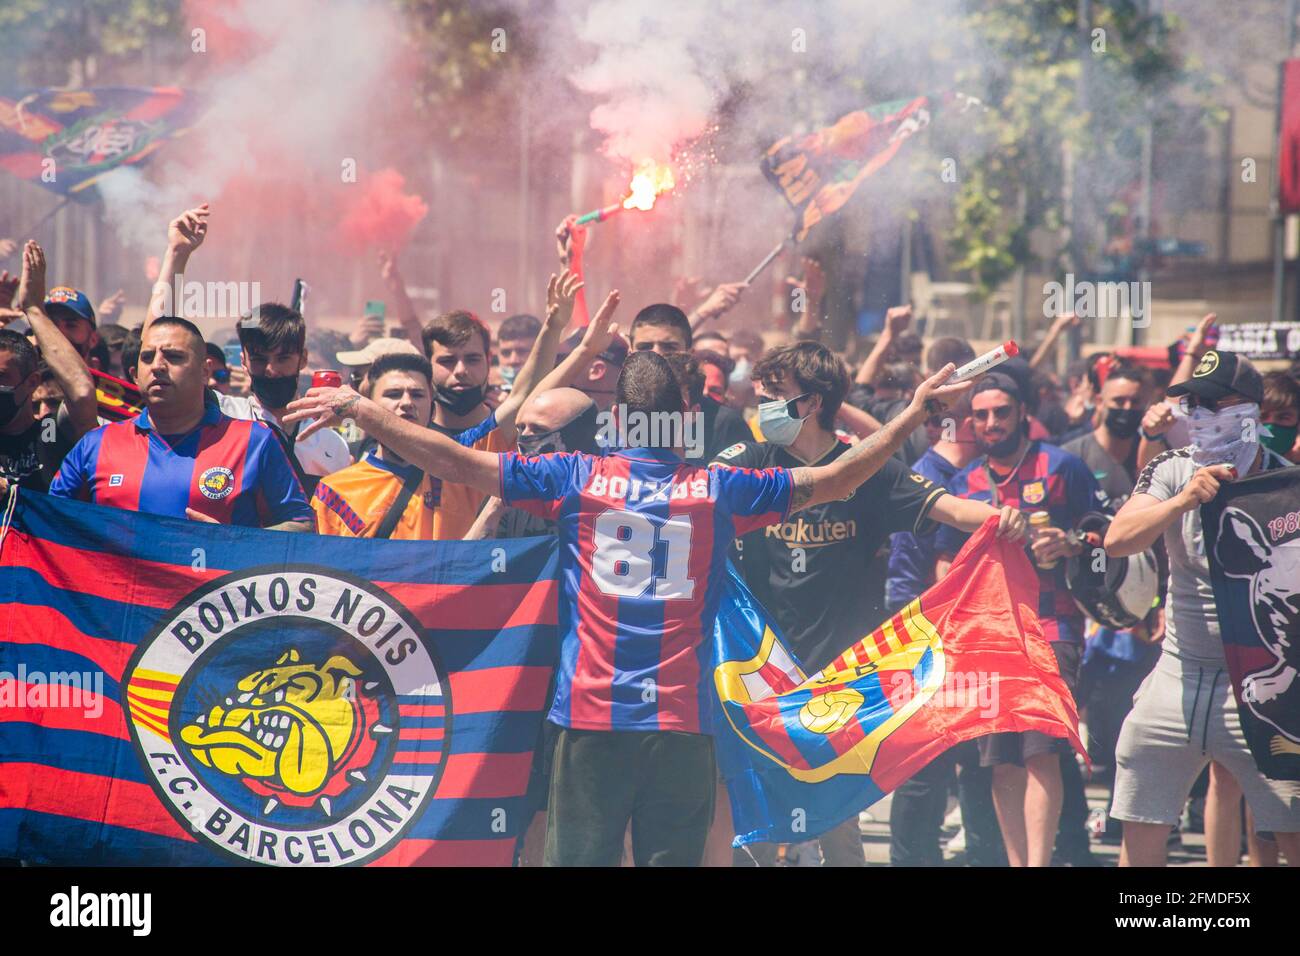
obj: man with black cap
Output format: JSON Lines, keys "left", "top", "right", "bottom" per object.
{"left": 935, "top": 371, "right": 1104, "bottom": 867}
{"left": 1105, "top": 349, "right": 1300, "bottom": 866}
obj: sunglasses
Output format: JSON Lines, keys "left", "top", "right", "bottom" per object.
{"left": 971, "top": 406, "right": 1016, "bottom": 422}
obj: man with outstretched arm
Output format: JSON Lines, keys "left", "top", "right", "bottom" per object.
{"left": 285, "top": 353, "right": 970, "bottom": 866}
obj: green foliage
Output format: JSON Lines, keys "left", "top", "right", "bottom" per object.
{"left": 945, "top": 0, "right": 1222, "bottom": 298}
{"left": 0, "top": 0, "right": 184, "bottom": 87}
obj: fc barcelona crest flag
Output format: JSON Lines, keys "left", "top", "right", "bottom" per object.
{"left": 1203, "top": 465, "right": 1300, "bottom": 781}
{"left": 0, "top": 492, "right": 558, "bottom": 865}
{"left": 711, "top": 518, "right": 1082, "bottom": 847}
{"left": 0, "top": 88, "right": 202, "bottom": 198}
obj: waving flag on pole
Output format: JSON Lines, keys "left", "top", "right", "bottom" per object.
{"left": 0, "top": 491, "right": 558, "bottom": 866}
{"left": 712, "top": 518, "right": 1082, "bottom": 847}
{"left": 761, "top": 93, "right": 980, "bottom": 242}
{"left": 0, "top": 87, "right": 201, "bottom": 198}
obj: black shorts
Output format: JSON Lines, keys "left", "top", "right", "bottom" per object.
{"left": 978, "top": 640, "right": 1081, "bottom": 768}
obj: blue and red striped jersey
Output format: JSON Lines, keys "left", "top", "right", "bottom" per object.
{"left": 935, "top": 441, "right": 1103, "bottom": 642}
{"left": 500, "top": 446, "right": 792, "bottom": 733}
{"left": 49, "top": 398, "right": 311, "bottom": 528}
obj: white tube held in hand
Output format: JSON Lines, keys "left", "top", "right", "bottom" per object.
{"left": 949, "top": 340, "right": 1020, "bottom": 383}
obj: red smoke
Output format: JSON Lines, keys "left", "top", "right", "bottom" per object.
{"left": 336, "top": 168, "right": 429, "bottom": 254}
{"left": 183, "top": 0, "right": 260, "bottom": 65}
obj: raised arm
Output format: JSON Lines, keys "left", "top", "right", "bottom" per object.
{"left": 491, "top": 270, "right": 584, "bottom": 434}
{"left": 788, "top": 258, "right": 825, "bottom": 342}
{"left": 1104, "top": 463, "right": 1233, "bottom": 557}
{"left": 790, "top": 363, "right": 970, "bottom": 512}
{"left": 1029, "top": 312, "right": 1079, "bottom": 370}
{"left": 687, "top": 281, "right": 747, "bottom": 333}
{"left": 283, "top": 387, "right": 500, "bottom": 494}
{"left": 532, "top": 289, "right": 620, "bottom": 394}
{"left": 855, "top": 304, "right": 909, "bottom": 386}
{"left": 1169, "top": 313, "right": 1216, "bottom": 388}
{"left": 834, "top": 400, "right": 883, "bottom": 439}
{"left": 18, "top": 241, "right": 96, "bottom": 437}
{"left": 378, "top": 250, "right": 423, "bottom": 350}
{"left": 146, "top": 204, "right": 209, "bottom": 332}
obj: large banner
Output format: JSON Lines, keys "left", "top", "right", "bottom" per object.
{"left": 712, "top": 518, "right": 1083, "bottom": 847}
{"left": 1203, "top": 466, "right": 1300, "bottom": 781}
{"left": 0, "top": 87, "right": 201, "bottom": 197}
{"left": 0, "top": 492, "right": 558, "bottom": 865}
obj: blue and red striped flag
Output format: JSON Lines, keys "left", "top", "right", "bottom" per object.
{"left": 0, "top": 491, "right": 558, "bottom": 866}
{"left": 0, "top": 87, "right": 202, "bottom": 197}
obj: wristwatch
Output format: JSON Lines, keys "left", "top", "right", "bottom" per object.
{"left": 1139, "top": 429, "right": 1169, "bottom": 443}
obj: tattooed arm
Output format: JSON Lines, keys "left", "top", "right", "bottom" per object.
{"left": 283, "top": 386, "right": 501, "bottom": 493}
{"left": 788, "top": 363, "right": 968, "bottom": 514}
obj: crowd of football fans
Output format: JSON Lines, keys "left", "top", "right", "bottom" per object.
{"left": 2, "top": 202, "right": 1298, "bottom": 868}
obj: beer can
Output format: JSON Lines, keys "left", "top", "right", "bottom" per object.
{"left": 311, "top": 369, "right": 343, "bottom": 390}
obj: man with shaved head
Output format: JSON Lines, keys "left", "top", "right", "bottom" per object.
{"left": 466, "top": 386, "right": 602, "bottom": 542}
{"left": 50, "top": 316, "right": 312, "bottom": 531}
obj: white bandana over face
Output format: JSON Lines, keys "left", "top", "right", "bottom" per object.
{"left": 1188, "top": 402, "right": 1260, "bottom": 476}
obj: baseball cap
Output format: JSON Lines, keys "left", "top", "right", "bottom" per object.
{"left": 1166, "top": 349, "right": 1263, "bottom": 404}
{"left": 44, "top": 287, "right": 96, "bottom": 326}
{"left": 335, "top": 337, "right": 422, "bottom": 366}
{"left": 971, "top": 371, "right": 1023, "bottom": 403}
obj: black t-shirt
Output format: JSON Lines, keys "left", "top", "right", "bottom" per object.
{"left": 690, "top": 396, "right": 753, "bottom": 464}
{"left": 1061, "top": 431, "right": 1137, "bottom": 513}
{"left": 712, "top": 438, "right": 946, "bottom": 673}
{"left": 0, "top": 410, "right": 77, "bottom": 493}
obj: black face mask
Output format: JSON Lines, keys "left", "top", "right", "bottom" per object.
{"left": 251, "top": 374, "right": 299, "bottom": 409}
{"left": 518, "top": 429, "right": 565, "bottom": 457}
{"left": 434, "top": 383, "right": 484, "bottom": 417}
{"left": 1104, "top": 406, "right": 1142, "bottom": 439}
{"left": 0, "top": 386, "right": 25, "bottom": 427}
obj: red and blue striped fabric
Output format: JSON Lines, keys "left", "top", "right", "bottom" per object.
{"left": 935, "top": 441, "right": 1102, "bottom": 642}
{"left": 0, "top": 87, "right": 202, "bottom": 198}
{"left": 499, "top": 446, "right": 791, "bottom": 734}
{"left": 0, "top": 491, "right": 558, "bottom": 866}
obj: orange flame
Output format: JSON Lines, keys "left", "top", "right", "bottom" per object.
{"left": 623, "top": 160, "right": 675, "bottom": 211}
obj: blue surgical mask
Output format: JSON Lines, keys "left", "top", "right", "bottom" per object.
{"left": 500, "top": 364, "right": 518, "bottom": 386}
{"left": 757, "top": 393, "right": 811, "bottom": 446}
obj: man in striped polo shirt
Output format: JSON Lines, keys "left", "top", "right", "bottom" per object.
{"left": 50, "top": 317, "right": 312, "bottom": 531}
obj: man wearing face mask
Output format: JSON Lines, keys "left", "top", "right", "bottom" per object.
{"left": 713, "top": 342, "right": 1028, "bottom": 866}
{"left": 465, "top": 387, "right": 604, "bottom": 543}
{"left": 0, "top": 241, "right": 97, "bottom": 493}
{"left": 417, "top": 276, "right": 616, "bottom": 539}
{"left": 217, "top": 304, "right": 351, "bottom": 495}
{"left": 1261, "top": 371, "right": 1300, "bottom": 463}
{"left": 1062, "top": 365, "right": 1148, "bottom": 512}
{"left": 496, "top": 314, "right": 542, "bottom": 393}
{"left": 1105, "top": 350, "right": 1300, "bottom": 867}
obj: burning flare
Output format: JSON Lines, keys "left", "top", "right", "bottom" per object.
{"left": 623, "top": 160, "right": 675, "bottom": 211}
